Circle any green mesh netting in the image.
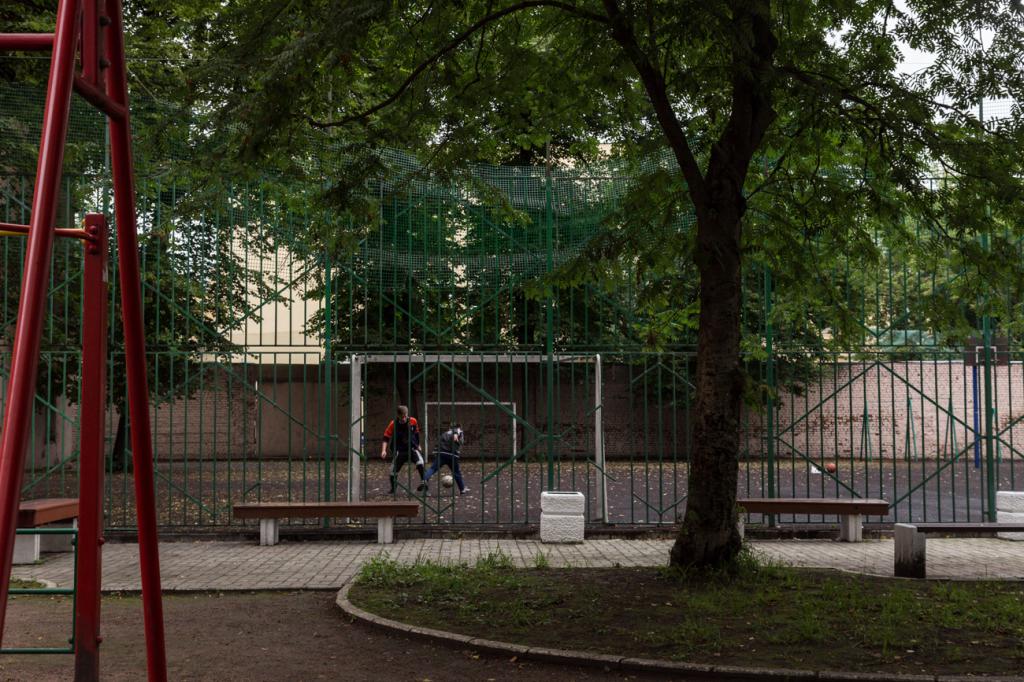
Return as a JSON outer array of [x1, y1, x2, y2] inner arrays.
[[0, 82, 695, 295]]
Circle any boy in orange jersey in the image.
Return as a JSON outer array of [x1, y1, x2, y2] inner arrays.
[[380, 405, 424, 495]]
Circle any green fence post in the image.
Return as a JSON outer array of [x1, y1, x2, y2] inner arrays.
[[545, 154, 555, 491], [982, 312, 996, 521], [978, 94, 998, 521], [764, 268, 776, 521], [323, 253, 333, 508]]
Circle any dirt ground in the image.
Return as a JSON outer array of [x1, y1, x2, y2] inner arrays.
[[0, 591, 672, 682]]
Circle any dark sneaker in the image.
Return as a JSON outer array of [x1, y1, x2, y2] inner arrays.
[[416, 481, 428, 492]]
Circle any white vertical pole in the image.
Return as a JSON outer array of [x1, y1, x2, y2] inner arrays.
[[512, 402, 518, 459], [595, 354, 607, 522], [349, 354, 363, 503]]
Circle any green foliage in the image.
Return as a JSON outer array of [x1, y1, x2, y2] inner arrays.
[[184, 1, 1024, 355]]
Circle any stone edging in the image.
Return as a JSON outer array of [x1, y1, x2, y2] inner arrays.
[[335, 581, 1015, 682]]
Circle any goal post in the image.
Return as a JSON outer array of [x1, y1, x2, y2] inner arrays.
[[422, 401, 518, 461], [345, 352, 607, 521]]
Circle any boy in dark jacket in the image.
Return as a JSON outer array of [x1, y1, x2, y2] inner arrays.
[[418, 424, 468, 495]]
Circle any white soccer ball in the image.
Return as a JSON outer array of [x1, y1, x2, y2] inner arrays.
[[441, 474, 454, 488]]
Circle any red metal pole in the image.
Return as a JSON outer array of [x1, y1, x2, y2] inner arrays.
[[104, 1, 168, 679], [0, 0, 81, 644], [82, 0, 100, 85], [74, 214, 108, 682], [0, 33, 54, 51], [0, 221, 92, 240]]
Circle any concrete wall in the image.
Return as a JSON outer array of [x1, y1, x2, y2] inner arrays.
[[8, 360, 1024, 467], [743, 361, 1024, 461]]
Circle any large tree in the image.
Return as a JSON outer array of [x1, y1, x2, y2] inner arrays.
[[193, 0, 1024, 566]]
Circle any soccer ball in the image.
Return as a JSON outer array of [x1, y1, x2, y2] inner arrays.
[[441, 474, 454, 488]]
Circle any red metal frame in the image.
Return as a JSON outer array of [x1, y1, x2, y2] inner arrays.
[[75, 214, 108, 680], [0, 2, 167, 680]]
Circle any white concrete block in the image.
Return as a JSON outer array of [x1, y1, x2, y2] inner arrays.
[[540, 491, 586, 515], [996, 491, 1024, 513], [894, 524, 926, 578], [838, 514, 863, 542], [540, 512, 584, 543], [996, 510, 1024, 541], [40, 520, 76, 553], [259, 518, 280, 546], [13, 534, 40, 565]]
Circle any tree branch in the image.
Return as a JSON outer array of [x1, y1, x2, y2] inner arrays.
[[601, 0, 707, 205], [709, 0, 777, 191], [307, 1, 608, 128]]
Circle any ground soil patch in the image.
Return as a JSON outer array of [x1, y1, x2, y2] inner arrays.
[[348, 555, 1024, 677], [0, 590, 668, 681]]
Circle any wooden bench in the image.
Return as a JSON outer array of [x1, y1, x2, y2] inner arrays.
[[233, 502, 420, 545], [15, 498, 79, 564], [894, 522, 1024, 578], [738, 498, 890, 542]]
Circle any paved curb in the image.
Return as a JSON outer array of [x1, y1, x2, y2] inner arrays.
[[335, 581, 1011, 682]]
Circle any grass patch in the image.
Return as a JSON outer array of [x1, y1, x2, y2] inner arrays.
[[350, 550, 1024, 676], [9, 578, 45, 590]]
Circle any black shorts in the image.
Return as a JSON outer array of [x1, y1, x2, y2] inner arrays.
[[390, 448, 424, 475]]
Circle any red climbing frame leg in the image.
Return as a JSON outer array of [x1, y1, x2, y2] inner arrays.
[[105, 2, 168, 680], [0, 0, 81, 643], [74, 214, 108, 682], [0, 1, 166, 678]]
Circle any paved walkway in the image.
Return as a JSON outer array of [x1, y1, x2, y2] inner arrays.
[[11, 537, 1024, 590]]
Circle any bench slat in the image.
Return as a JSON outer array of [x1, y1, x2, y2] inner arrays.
[[233, 502, 419, 520], [18, 498, 79, 527], [738, 498, 889, 515]]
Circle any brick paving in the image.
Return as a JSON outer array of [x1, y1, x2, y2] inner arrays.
[[12, 536, 1024, 591]]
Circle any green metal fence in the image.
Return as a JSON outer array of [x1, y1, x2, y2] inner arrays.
[[2, 85, 1022, 531]]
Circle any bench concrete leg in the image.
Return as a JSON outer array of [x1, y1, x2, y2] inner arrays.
[[13, 534, 40, 565], [259, 518, 280, 546], [377, 517, 394, 544], [894, 523, 925, 578], [839, 514, 863, 542], [40, 519, 77, 553], [736, 517, 745, 541]]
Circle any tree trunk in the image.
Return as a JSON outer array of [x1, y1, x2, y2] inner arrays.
[[670, 193, 745, 568]]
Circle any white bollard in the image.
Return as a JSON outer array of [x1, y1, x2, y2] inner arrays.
[[996, 511, 1024, 541], [995, 491, 1024, 513], [540, 491, 585, 543], [996, 492, 1024, 540], [894, 523, 925, 578]]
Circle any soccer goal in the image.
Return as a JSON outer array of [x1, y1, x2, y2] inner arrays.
[[346, 352, 607, 521], [422, 401, 518, 460]]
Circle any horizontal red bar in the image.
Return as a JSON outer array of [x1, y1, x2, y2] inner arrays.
[[73, 77, 127, 120], [0, 221, 93, 241], [0, 33, 54, 51]]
